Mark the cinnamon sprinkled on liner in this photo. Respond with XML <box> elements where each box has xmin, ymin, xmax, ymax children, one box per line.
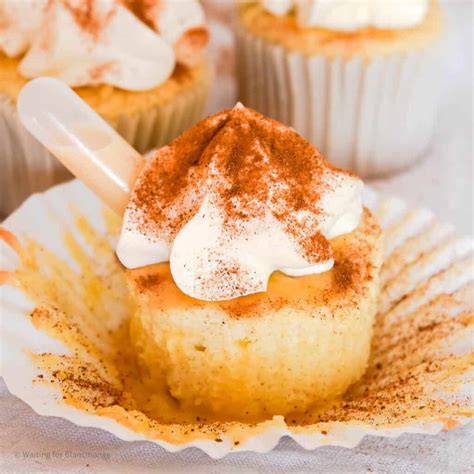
<box><xmin>5</xmin><ymin>202</ymin><xmax>471</xmax><ymax>438</ymax></box>
<box><xmin>3</xmin><ymin>198</ymin><xmax>472</xmax><ymax>444</ymax></box>
<box><xmin>128</xmin><ymin>106</ymin><xmax>355</xmax><ymax>266</ymax></box>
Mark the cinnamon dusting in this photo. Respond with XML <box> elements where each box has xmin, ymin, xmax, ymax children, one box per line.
<box><xmin>174</xmin><ymin>26</ymin><xmax>210</xmax><ymax>65</ymax></box>
<box><xmin>88</xmin><ymin>61</ymin><xmax>116</xmax><ymax>82</ymax></box>
<box><xmin>129</xmin><ymin>106</ymin><xmax>355</xmax><ymax>267</ymax></box>
<box><xmin>125</xmin><ymin>0</ymin><xmax>159</xmax><ymax>31</ymax></box>
<box><xmin>124</xmin><ymin>0</ymin><xmax>209</xmax><ymax>64</ymax></box>
<box><xmin>61</xmin><ymin>0</ymin><xmax>117</xmax><ymax>41</ymax></box>
<box><xmin>136</xmin><ymin>273</ymin><xmax>161</xmax><ymax>291</ymax></box>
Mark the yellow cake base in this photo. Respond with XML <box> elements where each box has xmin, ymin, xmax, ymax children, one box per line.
<box><xmin>128</xmin><ymin>209</ymin><xmax>383</xmax><ymax>421</ymax></box>
<box><xmin>0</xmin><ymin>54</ymin><xmax>210</xmax><ymax>120</ymax></box>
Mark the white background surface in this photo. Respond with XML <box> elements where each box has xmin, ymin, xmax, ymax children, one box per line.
<box><xmin>369</xmin><ymin>0</ymin><xmax>473</xmax><ymax>237</ymax></box>
<box><xmin>1</xmin><ymin>1</ymin><xmax>473</xmax><ymax>472</ymax></box>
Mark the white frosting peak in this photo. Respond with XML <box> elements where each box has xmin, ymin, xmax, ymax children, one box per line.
<box><xmin>261</xmin><ymin>0</ymin><xmax>429</xmax><ymax>31</ymax></box>
<box><xmin>117</xmin><ymin>106</ymin><xmax>363</xmax><ymax>301</ymax></box>
<box><xmin>0</xmin><ymin>0</ymin><xmax>207</xmax><ymax>90</ymax></box>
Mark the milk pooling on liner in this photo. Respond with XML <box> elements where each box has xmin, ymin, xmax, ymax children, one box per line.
<box><xmin>261</xmin><ymin>0</ymin><xmax>429</xmax><ymax>30</ymax></box>
<box><xmin>0</xmin><ymin>0</ymin><xmax>207</xmax><ymax>90</ymax></box>
<box><xmin>116</xmin><ymin>105</ymin><xmax>363</xmax><ymax>301</ymax></box>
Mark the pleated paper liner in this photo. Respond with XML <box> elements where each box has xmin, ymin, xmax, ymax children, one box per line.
<box><xmin>235</xmin><ymin>26</ymin><xmax>443</xmax><ymax>178</ymax></box>
<box><xmin>0</xmin><ymin>180</ymin><xmax>472</xmax><ymax>459</ymax></box>
<box><xmin>0</xmin><ymin>74</ymin><xmax>209</xmax><ymax>217</ymax></box>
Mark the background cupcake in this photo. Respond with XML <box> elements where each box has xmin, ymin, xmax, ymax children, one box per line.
<box><xmin>236</xmin><ymin>0</ymin><xmax>444</xmax><ymax>178</ymax></box>
<box><xmin>0</xmin><ymin>0</ymin><xmax>211</xmax><ymax>215</ymax></box>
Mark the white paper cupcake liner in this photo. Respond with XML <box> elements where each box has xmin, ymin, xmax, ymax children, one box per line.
<box><xmin>236</xmin><ymin>27</ymin><xmax>444</xmax><ymax>178</ymax></box>
<box><xmin>0</xmin><ymin>79</ymin><xmax>209</xmax><ymax>217</ymax></box>
<box><xmin>0</xmin><ymin>180</ymin><xmax>472</xmax><ymax>459</ymax></box>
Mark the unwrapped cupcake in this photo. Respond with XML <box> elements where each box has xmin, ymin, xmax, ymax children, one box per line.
<box><xmin>117</xmin><ymin>105</ymin><xmax>383</xmax><ymax>420</ymax></box>
<box><xmin>0</xmin><ymin>0</ymin><xmax>210</xmax><ymax>215</ymax></box>
<box><xmin>236</xmin><ymin>0</ymin><xmax>444</xmax><ymax>177</ymax></box>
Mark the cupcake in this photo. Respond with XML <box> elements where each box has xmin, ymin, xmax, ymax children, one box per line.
<box><xmin>0</xmin><ymin>0</ymin><xmax>210</xmax><ymax>215</ymax></box>
<box><xmin>116</xmin><ymin>105</ymin><xmax>383</xmax><ymax>421</ymax></box>
<box><xmin>236</xmin><ymin>0</ymin><xmax>444</xmax><ymax>177</ymax></box>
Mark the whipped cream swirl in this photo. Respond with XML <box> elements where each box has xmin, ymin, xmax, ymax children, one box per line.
<box><xmin>117</xmin><ymin>105</ymin><xmax>363</xmax><ymax>301</ymax></box>
<box><xmin>261</xmin><ymin>0</ymin><xmax>429</xmax><ymax>30</ymax></box>
<box><xmin>0</xmin><ymin>0</ymin><xmax>208</xmax><ymax>90</ymax></box>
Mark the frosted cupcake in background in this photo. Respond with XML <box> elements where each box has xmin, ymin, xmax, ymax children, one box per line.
<box><xmin>0</xmin><ymin>0</ymin><xmax>210</xmax><ymax>215</ymax></box>
<box><xmin>236</xmin><ymin>0</ymin><xmax>444</xmax><ymax>177</ymax></box>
